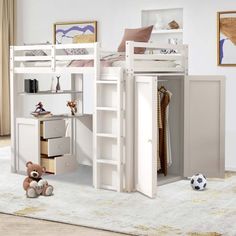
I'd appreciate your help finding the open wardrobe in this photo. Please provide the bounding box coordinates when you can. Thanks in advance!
[132,74,225,198]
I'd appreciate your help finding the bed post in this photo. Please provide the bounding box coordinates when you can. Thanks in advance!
[93,42,100,188]
[125,41,134,192]
[10,46,16,172]
[51,44,56,72]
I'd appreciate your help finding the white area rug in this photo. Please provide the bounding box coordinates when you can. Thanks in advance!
[0,146,236,236]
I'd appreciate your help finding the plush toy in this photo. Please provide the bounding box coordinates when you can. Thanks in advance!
[23,161,54,198]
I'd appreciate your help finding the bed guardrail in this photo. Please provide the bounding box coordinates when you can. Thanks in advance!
[10,43,100,74]
[125,41,188,74]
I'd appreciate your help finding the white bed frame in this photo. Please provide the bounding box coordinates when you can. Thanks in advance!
[10,41,190,196]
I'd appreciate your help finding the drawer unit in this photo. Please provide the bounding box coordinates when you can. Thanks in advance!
[41,155,77,174]
[40,120,66,139]
[41,137,70,157]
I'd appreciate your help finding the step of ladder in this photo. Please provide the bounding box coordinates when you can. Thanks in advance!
[96,106,117,111]
[97,159,118,165]
[96,80,117,84]
[96,133,117,138]
[93,73,124,193]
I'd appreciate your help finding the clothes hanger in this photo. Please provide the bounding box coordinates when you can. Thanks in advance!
[158,85,167,93]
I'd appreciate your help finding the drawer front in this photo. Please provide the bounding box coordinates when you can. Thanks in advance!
[55,155,77,174]
[41,120,65,139]
[41,137,70,157]
[41,157,55,173]
[41,155,78,174]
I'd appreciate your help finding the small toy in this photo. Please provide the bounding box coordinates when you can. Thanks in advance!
[23,161,54,198]
[67,100,77,116]
[190,173,207,191]
[34,102,45,113]
[31,102,51,117]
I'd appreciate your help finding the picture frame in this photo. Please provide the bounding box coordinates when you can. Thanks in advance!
[217,11,236,66]
[53,21,97,44]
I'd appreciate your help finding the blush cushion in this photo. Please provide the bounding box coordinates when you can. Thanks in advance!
[117,25,153,54]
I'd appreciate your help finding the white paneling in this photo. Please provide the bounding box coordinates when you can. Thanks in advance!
[184,76,225,178]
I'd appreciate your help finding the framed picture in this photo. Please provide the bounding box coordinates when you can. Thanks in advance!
[217,11,236,66]
[53,21,97,44]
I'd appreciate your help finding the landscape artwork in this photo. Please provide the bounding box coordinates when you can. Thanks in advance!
[54,21,97,44]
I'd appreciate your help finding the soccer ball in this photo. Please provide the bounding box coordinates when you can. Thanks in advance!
[190,173,207,191]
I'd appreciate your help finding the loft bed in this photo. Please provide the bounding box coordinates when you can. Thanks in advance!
[10,41,189,194]
[10,41,188,74]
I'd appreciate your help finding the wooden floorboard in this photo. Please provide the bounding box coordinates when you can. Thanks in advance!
[0,135,10,147]
[0,213,128,236]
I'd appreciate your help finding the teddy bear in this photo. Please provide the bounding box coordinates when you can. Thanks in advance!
[23,161,54,198]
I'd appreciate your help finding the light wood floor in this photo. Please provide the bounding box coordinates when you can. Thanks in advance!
[0,137,128,236]
[0,213,127,236]
[0,135,10,147]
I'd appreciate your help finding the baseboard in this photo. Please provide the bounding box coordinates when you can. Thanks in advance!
[225,166,236,172]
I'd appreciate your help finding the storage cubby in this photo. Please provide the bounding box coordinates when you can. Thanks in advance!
[142,8,183,45]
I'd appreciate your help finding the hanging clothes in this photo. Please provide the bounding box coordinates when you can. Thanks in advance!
[165,90,173,168]
[157,86,172,176]
[157,91,162,171]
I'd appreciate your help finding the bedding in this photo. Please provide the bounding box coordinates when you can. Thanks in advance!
[24,42,50,56]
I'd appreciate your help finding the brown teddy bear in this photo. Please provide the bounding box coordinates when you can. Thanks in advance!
[23,161,54,198]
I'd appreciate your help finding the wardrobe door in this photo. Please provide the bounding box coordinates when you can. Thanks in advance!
[134,76,157,198]
[184,76,225,178]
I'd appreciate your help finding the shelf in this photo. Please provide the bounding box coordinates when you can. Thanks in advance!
[18,90,83,95]
[96,107,117,111]
[97,159,118,165]
[96,133,117,138]
[96,80,117,84]
[21,114,84,121]
[152,29,183,34]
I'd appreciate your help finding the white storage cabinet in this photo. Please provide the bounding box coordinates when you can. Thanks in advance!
[133,75,225,198]
[16,117,78,174]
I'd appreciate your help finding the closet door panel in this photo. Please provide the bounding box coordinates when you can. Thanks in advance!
[184,76,225,178]
[134,76,157,198]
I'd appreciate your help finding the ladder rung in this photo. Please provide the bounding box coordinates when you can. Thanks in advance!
[96,107,117,111]
[96,80,117,84]
[97,159,118,165]
[96,133,117,138]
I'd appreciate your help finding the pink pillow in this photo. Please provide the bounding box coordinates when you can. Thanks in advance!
[117,25,153,54]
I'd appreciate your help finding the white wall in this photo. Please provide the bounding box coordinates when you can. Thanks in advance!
[17,0,236,170]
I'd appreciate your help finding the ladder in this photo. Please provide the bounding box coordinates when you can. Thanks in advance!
[93,69,124,192]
